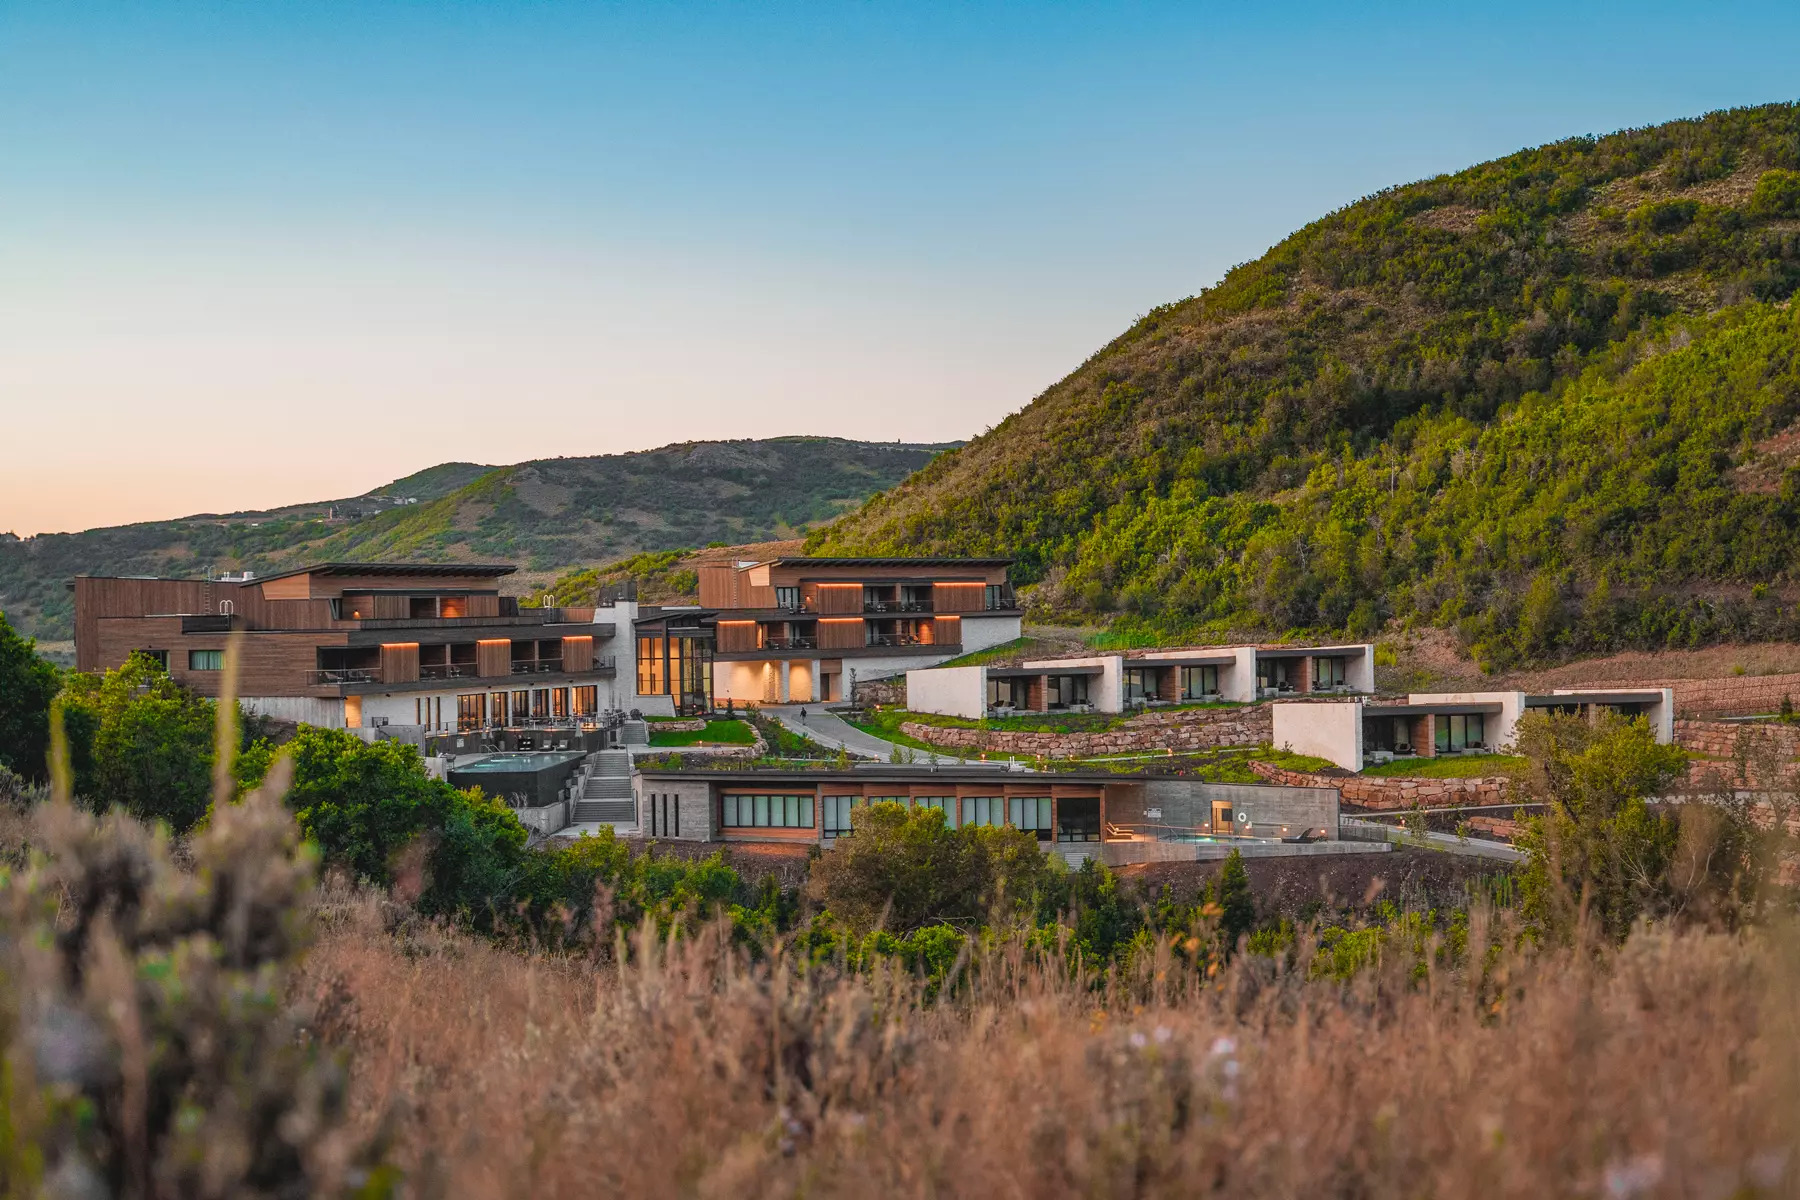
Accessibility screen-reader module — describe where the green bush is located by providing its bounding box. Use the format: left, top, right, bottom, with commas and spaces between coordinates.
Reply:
1748, 168, 1800, 218
0, 609, 59, 782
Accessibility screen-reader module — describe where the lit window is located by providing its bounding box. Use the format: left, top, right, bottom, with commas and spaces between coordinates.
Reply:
723, 794, 815, 830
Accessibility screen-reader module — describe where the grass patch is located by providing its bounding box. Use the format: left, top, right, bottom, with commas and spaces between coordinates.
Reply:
931, 637, 1045, 668
1254, 749, 1342, 773
872, 703, 1243, 738
1360, 754, 1526, 778
647, 719, 757, 747
843, 710, 945, 754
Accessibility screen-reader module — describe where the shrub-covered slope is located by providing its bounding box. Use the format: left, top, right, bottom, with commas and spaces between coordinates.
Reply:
811, 103, 1800, 665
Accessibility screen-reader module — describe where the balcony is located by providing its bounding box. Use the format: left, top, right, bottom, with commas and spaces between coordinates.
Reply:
864, 634, 933, 648
307, 667, 382, 685
760, 637, 817, 651
420, 662, 481, 681
864, 599, 934, 614
512, 658, 564, 675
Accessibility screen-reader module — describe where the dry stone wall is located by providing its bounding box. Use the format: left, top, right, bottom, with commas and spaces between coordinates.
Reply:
897, 704, 1272, 758
1248, 761, 1513, 812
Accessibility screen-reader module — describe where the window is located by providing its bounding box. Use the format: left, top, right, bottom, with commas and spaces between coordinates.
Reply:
1180, 665, 1218, 700
985, 584, 1004, 610
1258, 659, 1294, 693
409, 596, 437, 619
438, 595, 468, 619
1047, 674, 1089, 708
1122, 668, 1157, 705
456, 693, 486, 731
551, 687, 568, 719
986, 677, 1018, 708
775, 586, 800, 611
137, 649, 169, 670
188, 649, 223, 671
914, 797, 957, 828
492, 693, 509, 725
962, 796, 1003, 828
1436, 713, 1486, 752
531, 689, 550, 720
573, 686, 597, 717
1007, 797, 1053, 839
511, 691, 529, 723
821, 795, 862, 836
724, 793, 815, 830
637, 637, 666, 694
1313, 656, 1346, 689
1057, 798, 1102, 842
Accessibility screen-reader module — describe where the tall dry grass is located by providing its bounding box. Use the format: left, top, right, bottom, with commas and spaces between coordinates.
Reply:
298, 887, 1800, 1199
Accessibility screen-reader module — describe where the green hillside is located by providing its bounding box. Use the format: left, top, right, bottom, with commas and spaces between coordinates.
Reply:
3, 437, 952, 642
811, 103, 1800, 666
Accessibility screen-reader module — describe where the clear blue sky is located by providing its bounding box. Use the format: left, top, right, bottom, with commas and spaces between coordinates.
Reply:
3, 0, 1797, 533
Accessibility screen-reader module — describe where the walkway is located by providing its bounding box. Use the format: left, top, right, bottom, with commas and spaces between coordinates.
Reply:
761, 705, 907, 761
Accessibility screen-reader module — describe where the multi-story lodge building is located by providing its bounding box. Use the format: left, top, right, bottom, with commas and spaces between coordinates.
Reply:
72, 563, 619, 734
72, 555, 1024, 727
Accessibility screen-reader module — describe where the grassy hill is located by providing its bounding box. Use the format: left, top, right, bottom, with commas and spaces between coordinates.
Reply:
811, 102, 1800, 667
3, 437, 952, 642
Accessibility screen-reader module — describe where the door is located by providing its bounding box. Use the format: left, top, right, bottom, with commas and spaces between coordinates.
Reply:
1211, 801, 1234, 837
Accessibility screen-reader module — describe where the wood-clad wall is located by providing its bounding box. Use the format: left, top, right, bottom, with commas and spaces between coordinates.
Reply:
815, 584, 862, 614
562, 636, 593, 672
381, 643, 420, 684
697, 565, 736, 608
90, 618, 349, 697
715, 621, 758, 652
477, 639, 512, 678
934, 615, 963, 646
933, 583, 986, 613
818, 619, 865, 651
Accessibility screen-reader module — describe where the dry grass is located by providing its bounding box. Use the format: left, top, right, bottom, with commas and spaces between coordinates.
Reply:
298, 887, 1800, 1198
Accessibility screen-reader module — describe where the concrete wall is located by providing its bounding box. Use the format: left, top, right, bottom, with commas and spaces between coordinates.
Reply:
1343, 644, 1376, 693
906, 665, 987, 719
1023, 655, 1125, 713
1224, 648, 1259, 702
241, 695, 344, 728
959, 613, 1022, 655
1410, 691, 1526, 750
634, 777, 714, 841
1272, 700, 1362, 770
590, 599, 677, 716
1104, 778, 1339, 840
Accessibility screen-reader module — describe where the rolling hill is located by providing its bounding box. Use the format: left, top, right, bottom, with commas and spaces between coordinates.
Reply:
3, 437, 953, 643
811, 102, 1800, 667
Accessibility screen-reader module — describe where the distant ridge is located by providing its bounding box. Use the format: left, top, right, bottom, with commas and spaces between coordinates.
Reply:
2, 436, 956, 642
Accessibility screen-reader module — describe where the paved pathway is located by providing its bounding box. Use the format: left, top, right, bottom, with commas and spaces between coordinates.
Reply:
761, 705, 898, 759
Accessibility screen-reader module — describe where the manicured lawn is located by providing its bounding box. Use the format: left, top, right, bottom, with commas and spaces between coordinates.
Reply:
1360, 754, 1525, 778
647, 719, 757, 747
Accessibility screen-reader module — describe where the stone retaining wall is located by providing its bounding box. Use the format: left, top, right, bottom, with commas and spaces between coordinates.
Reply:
897, 704, 1273, 758
1247, 761, 1513, 812
854, 677, 908, 708
648, 718, 708, 733
1675, 719, 1800, 789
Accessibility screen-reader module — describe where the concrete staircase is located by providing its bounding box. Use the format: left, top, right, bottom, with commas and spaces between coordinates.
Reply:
620, 720, 649, 747
574, 748, 636, 824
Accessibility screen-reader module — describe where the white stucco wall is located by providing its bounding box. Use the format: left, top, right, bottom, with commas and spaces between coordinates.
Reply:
1272, 700, 1363, 771
1340, 644, 1376, 692
1225, 648, 1260, 702
906, 666, 987, 719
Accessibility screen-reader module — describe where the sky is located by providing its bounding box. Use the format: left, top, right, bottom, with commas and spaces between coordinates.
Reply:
2, 2, 1798, 535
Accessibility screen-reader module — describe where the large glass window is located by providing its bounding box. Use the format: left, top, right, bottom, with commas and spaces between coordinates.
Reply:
722, 794, 815, 830
637, 637, 665, 694
962, 796, 1003, 828
775, 586, 800, 611
456, 693, 486, 732
914, 797, 956, 828
1258, 658, 1294, 694
986, 677, 1018, 709
530, 689, 550, 720
573, 686, 597, 717
1047, 675, 1089, 708
1180, 665, 1219, 700
1435, 713, 1487, 752
1057, 797, 1102, 842
1313, 656, 1347, 690
1007, 797, 1053, 839
821, 795, 862, 836
551, 688, 568, 719
1122, 668, 1157, 705
491, 692, 509, 726
188, 649, 223, 671
511, 690, 529, 723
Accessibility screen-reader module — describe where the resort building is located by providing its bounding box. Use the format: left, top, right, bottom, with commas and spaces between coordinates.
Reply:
72, 563, 621, 736
1271, 688, 1676, 772
634, 764, 1343, 863
905, 643, 1375, 720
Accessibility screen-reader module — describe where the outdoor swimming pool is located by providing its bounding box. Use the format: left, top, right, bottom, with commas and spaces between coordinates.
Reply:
451, 752, 583, 773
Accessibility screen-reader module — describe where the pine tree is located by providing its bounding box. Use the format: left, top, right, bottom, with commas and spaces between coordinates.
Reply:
1218, 848, 1256, 953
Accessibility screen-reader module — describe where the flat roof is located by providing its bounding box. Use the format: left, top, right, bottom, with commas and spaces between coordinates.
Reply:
987, 664, 1104, 678
1255, 645, 1363, 660
252, 561, 517, 583
1526, 691, 1664, 707
1126, 655, 1235, 668
1363, 702, 1504, 717
766, 556, 1013, 568
635, 764, 1331, 790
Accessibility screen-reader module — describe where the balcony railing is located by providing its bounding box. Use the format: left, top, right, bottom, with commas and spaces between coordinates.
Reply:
512, 658, 564, 675
863, 634, 933, 648
759, 637, 817, 651
863, 600, 934, 613
420, 662, 480, 680
307, 667, 382, 685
